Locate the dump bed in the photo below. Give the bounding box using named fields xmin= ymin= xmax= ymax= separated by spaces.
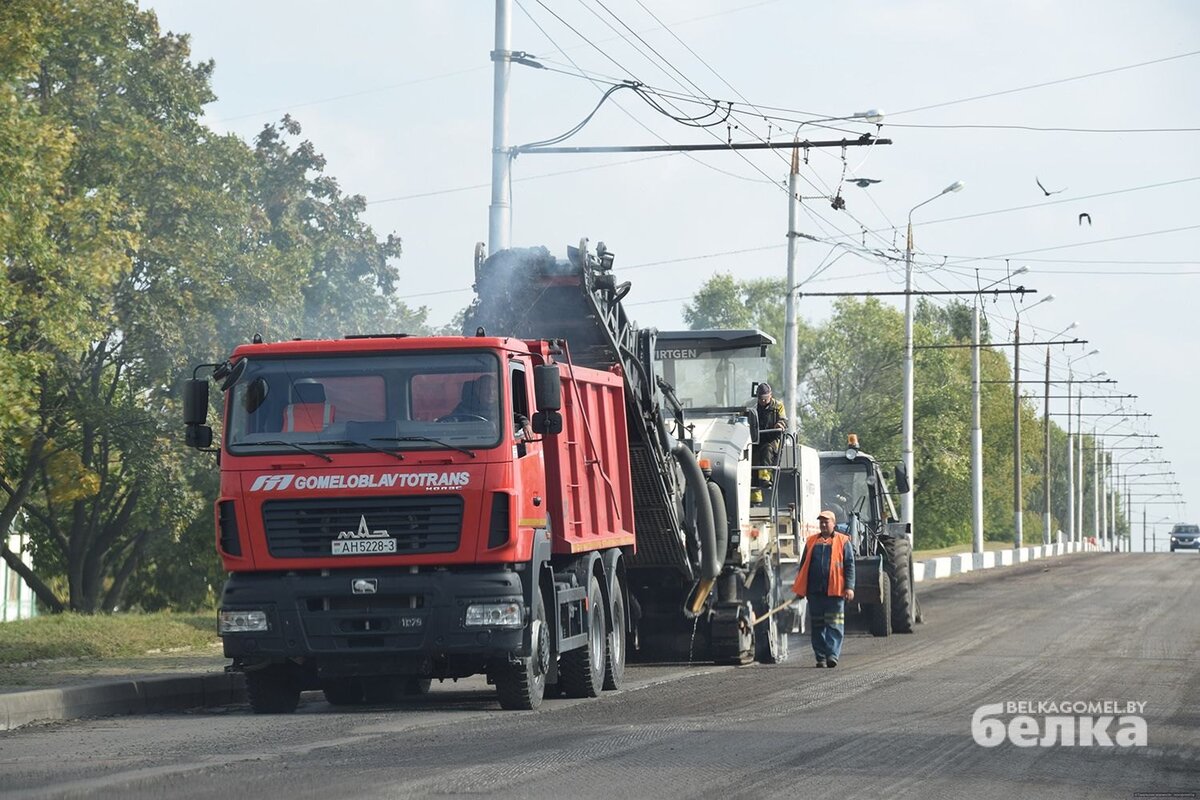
xmin=545 ymin=361 xmax=637 ymax=554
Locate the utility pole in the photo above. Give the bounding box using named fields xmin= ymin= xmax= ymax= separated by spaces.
xmin=1100 ymin=450 xmax=1108 ymax=550
xmin=971 ymin=299 xmax=984 ymax=554
xmin=1065 ymin=373 xmax=1074 ymax=544
xmin=1043 ymin=347 xmax=1052 ymax=545
xmin=488 ymin=0 xmax=513 ymax=254
xmin=782 ymin=145 xmax=801 ymax=428
xmin=1093 ymin=439 xmax=1101 ymax=547
xmin=1013 ymin=320 xmax=1023 ymax=549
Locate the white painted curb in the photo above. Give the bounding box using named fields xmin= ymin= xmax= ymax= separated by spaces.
xmin=914 ymin=540 xmax=1097 ymax=583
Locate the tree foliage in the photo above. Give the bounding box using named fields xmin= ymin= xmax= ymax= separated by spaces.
xmin=0 ymin=0 xmax=423 ymax=612
xmin=685 ymin=275 xmax=1107 ymax=549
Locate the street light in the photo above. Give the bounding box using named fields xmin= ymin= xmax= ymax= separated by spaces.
xmin=1012 ymin=292 xmax=1054 ymax=549
xmin=970 ymin=265 xmax=1028 ymax=554
xmin=1072 ymin=366 xmax=1105 ymax=546
xmin=1095 ymin=415 xmax=1129 ymax=549
xmin=902 ymin=179 xmax=965 ymax=537
xmin=1064 ymin=350 xmax=1100 ymax=544
xmin=1043 ymin=321 xmax=1078 ymax=545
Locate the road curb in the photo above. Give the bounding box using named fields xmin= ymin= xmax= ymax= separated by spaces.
xmin=913 ymin=541 xmax=1098 ymax=584
xmin=0 ymin=672 xmax=245 ymax=731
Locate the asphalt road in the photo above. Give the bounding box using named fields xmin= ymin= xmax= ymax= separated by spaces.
xmin=1 ymin=553 xmax=1197 ymax=800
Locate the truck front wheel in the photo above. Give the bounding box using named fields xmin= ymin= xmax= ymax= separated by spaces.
xmin=246 ymin=664 xmax=301 ymax=714
xmin=495 ymin=590 xmax=549 ymax=710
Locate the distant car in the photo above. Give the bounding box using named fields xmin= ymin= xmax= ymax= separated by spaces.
xmin=1169 ymin=523 xmax=1200 ymax=552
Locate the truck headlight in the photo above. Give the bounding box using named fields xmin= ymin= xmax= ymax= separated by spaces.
xmin=465 ymin=602 xmax=522 ymax=628
xmin=219 ymin=610 xmax=269 ymax=633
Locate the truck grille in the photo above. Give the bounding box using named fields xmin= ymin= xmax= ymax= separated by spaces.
xmin=262 ymin=496 xmax=463 ymax=558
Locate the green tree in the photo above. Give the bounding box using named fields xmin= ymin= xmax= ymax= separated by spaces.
xmin=0 ymin=0 xmax=422 ymax=612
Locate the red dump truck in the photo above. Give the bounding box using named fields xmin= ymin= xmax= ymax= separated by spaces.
xmin=185 ymin=240 xmax=805 ymax=712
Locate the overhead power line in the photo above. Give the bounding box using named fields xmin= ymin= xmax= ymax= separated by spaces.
xmin=888 ymin=49 xmax=1200 ymax=116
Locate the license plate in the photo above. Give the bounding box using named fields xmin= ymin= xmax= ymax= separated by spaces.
xmin=331 ymin=538 xmax=397 ymax=556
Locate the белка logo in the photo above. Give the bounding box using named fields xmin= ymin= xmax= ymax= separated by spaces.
xmin=972 ymin=701 xmax=1147 ymax=747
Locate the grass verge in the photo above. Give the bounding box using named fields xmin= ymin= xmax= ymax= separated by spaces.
xmin=0 ymin=612 xmax=218 ymax=666
xmin=913 ymin=540 xmax=1011 ymax=560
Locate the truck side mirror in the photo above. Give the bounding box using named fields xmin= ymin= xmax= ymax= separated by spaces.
xmin=183 ymin=378 xmax=210 ymax=425
xmin=894 ymin=463 xmax=911 ymax=494
xmin=533 ymin=364 xmax=561 ymax=410
xmin=186 ymin=424 xmax=213 ymax=449
xmin=531 ymin=411 xmax=562 ymax=435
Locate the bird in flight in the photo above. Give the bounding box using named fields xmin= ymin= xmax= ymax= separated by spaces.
xmin=1036 ymin=177 xmax=1066 ymax=196
xmin=1079 ymin=212 xmax=1092 ymax=226
xmin=849 ymin=178 xmax=881 ymax=188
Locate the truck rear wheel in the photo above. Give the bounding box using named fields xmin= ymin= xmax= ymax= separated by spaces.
xmin=246 ymin=664 xmax=301 ymax=714
xmin=495 ymin=590 xmax=549 ymax=710
xmin=561 ymin=572 xmax=607 ymax=698
xmin=322 ymin=678 xmax=363 ymax=706
xmin=884 ymin=536 xmax=917 ymax=633
xmin=603 ymin=581 xmax=626 ymax=690
xmin=868 ymin=571 xmax=892 ymax=637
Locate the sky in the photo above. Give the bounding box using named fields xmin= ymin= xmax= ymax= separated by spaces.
xmin=145 ymin=0 xmax=1200 ymax=549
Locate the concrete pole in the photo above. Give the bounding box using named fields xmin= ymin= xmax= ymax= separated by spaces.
xmin=1013 ymin=321 xmax=1023 ymax=549
xmin=971 ymin=300 xmax=984 ymax=554
xmin=901 ymin=222 xmax=915 ymax=531
xmin=1076 ymin=394 xmax=1085 ymax=545
xmin=782 ymin=146 xmax=801 ymax=427
xmin=488 ymin=0 xmax=513 ymax=254
xmin=1065 ymin=375 xmax=1074 ymax=544
xmin=1043 ymin=348 xmax=1052 ymax=544
xmin=1142 ymin=506 xmax=1147 ymax=553
xmin=1092 ymin=437 xmax=1100 ymax=547
xmin=1100 ymin=451 xmax=1108 ymax=549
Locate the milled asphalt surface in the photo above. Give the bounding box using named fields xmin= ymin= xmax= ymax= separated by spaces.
xmin=1 ymin=552 xmax=1197 ymax=799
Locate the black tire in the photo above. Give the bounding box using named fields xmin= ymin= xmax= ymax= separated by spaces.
xmin=868 ymin=571 xmax=892 ymax=637
xmin=603 ymin=579 xmax=626 ymax=691
xmin=246 ymin=665 xmax=301 ymax=714
xmin=321 ymin=678 xmax=363 ymax=706
xmin=402 ymin=677 xmax=432 ymax=696
xmin=884 ymin=535 xmax=917 ymax=633
xmin=752 ymin=570 xmax=788 ymax=664
xmin=560 ymin=571 xmax=607 ymax=698
xmin=495 ymin=589 xmax=549 ymax=710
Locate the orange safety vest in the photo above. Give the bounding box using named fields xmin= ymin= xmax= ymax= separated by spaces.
xmin=792 ymin=532 xmax=850 ymax=598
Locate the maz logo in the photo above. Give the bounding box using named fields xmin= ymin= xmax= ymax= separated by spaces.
xmin=249 ymin=474 xmax=295 ymax=492
xmin=337 ymin=515 xmax=390 ymax=540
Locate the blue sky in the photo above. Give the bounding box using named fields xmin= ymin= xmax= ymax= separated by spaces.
xmin=147 ymin=1 xmax=1200 ymax=542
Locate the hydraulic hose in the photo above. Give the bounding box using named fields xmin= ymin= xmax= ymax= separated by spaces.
xmin=674 ymin=443 xmax=719 ymax=618
xmin=707 ymin=481 xmax=729 ymax=574
xmin=673 ymin=442 xmax=718 ymax=580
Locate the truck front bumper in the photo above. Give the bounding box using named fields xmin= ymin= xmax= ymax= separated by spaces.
xmin=219 ymin=567 xmax=528 ymax=673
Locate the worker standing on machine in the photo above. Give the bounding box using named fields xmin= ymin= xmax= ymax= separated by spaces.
xmin=750 ymin=382 xmax=787 ymax=504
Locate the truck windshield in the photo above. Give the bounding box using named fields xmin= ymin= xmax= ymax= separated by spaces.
xmin=820 ymin=460 xmax=877 ymax=526
xmin=657 ymin=346 xmax=767 ymax=410
xmin=225 ymin=352 xmax=503 ymax=455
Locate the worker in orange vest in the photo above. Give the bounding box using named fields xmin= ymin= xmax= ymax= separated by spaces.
xmin=792 ymin=509 xmax=856 ymax=668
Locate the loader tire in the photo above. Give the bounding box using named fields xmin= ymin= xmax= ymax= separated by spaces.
xmin=884 ymin=535 xmax=917 ymax=633
xmin=868 ymin=571 xmax=892 ymax=637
